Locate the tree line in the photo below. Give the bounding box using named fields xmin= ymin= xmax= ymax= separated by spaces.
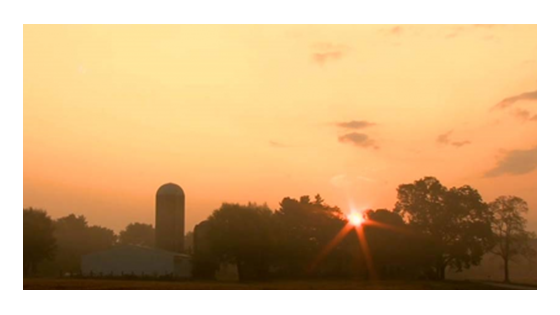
xmin=23 ymin=176 xmax=536 ymax=283
xmin=23 ymin=213 xmax=162 ymax=277
xmin=193 ymin=177 xmax=536 ymax=282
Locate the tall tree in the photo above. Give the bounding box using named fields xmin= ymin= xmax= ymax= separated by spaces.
xmin=394 ymin=177 xmax=494 ymax=280
xmin=274 ymin=195 xmax=346 ymax=277
xmin=363 ymin=209 xmax=437 ymax=280
xmin=119 ymin=223 xmax=155 ymax=247
xmin=184 ymin=231 xmax=194 ymax=254
xmin=53 ymin=214 xmax=116 ymax=274
xmin=88 ymin=226 xmax=117 ymax=252
xmin=193 ymin=221 xmax=219 ymax=279
xmin=490 ymin=196 xmax=536 ymax=283
xmin=53 ymin=214 xmax=89 ymax=274
xmin=206 ymin=203 xmax=274 ymax=281
xmin=23 ymin=208 xmax=56 ymax=276
xmin=363 ymin=209 xmax=406 ymax=279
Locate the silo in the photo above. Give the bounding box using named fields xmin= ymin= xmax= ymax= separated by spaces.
xmin=155 ymin=183 xmax=185 ymax=253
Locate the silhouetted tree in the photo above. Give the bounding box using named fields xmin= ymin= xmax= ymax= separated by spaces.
xmin=88 ymin=226 xmax=117 ymax=252
xmin=313 ymin=194 xmax=325 ymax=205
xmin=206 ymin=203 xmax=274 ymax=281
xmin=366 ymin=209 xmax=405 ymax=226
xmin=23 ymin=208 xmax=56 ymax=277
xmin=53 ymin=215 xmax=89 ymax=274
xmin=53 ymin=214 xmax=116 ymax=274
xmin=184 ymin=231 xmax=194 ymax=254
xmin=362 ymin=209 xmax=437 ymax=280
xmin=364 ymin=210 xmax=405 ymax=278
xmin=489 ymin=196 xmax=536 ymax=283
xmin=394 ymin=177 xmax=494 ymax=280
xmin=273 ymin=195 xmax=346 ymax=277
xmin=193 ymin=221 xmax=219 ymax=279
xmin=119 ymin=223 xmax=155 ymax=247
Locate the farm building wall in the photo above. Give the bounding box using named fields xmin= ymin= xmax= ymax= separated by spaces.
xmin=81 ymin=245 xmax=192 ymax=278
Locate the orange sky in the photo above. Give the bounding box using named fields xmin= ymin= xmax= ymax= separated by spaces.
xmin=23 ymin=25 xmax=537 ymax=233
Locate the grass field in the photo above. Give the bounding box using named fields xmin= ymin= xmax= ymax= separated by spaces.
xmin=23 ymin=278 xmax=510 ymax=290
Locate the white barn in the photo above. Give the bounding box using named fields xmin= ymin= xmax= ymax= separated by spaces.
xmin=81 ymin=245 xmax=192 ymax=279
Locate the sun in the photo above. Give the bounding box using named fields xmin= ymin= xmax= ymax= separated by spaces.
xmin=348 ymin=212 xmax=365 ymax=227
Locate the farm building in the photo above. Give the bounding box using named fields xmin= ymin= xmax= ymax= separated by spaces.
xmin=81 ymin=245 xmax=192 ymax=279
xmin=81 ymin=183 xmax=192 ymax=279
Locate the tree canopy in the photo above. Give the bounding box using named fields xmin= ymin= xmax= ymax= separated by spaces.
xmin=119 ymin=223 xmax=155 ymax=247
xmin=51 ymin=214 xmax=116 ymax=274
xmin=490 ymin=196 xmax=536 ymax=283
xmin=23 ymin=208 xmax=56 ymax=277
xmin=273 ymin=195 xmax=346 ymax=277
xmin=394 ymin=177 xmax=494 ymax=279
xmin=205 ymin=203 xmax=274 ymax=281
xmin=23 ymin=177 xmax=534 ymax=283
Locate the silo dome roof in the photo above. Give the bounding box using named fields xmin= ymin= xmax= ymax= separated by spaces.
xmin=156 ymin=183 xmax=184 ymax=196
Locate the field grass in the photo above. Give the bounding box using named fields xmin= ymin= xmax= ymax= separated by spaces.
xmin=23 ymin=278 xmax=508 ymax=290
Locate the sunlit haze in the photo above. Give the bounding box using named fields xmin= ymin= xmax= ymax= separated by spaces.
xmin=23 ymin=25 xmax=537 ymax=233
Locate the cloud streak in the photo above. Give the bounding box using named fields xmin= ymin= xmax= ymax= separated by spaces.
xmin=472 ymin=24 xmax=497 ymax=29
xmin=338 ymin=132 xmax=378 ymax=149
xmin=391 ymin=26 xmax=403 ymax=35
xmin=437 ymin=130 xmax=472 ymax=148
xmin=514 ymin=108 xmax=531 ymax=121
xmin=269 ymin=141 xmax=289 ymax=148
xmin=451 ymin=141 xmax=472 ymax=148
xmin=437 ymin=131 xmax=453 ymax=145
xmin=494 ymin=91 xmax=537 ymax=110
xmin=485 ymin=147 xmax=537 ymax=177
xmin=312 ymin=43 xmax=348 ymax=65
xmin=512 ymin=108 xmax=537 ymax=123
xmin=337 ymin=120 xmax=376 ymax=130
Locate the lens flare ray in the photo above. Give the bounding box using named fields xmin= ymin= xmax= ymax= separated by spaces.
xmin=308 ymin=211 xmax=406 ymax=279
xmin=307 ymin=223 xmax=354 ymax=273
xmin=356 ymin=225 xmax=376 ymax=279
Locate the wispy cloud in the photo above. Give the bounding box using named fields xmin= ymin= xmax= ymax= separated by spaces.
xmin=513 ymin=108 xmax=538 ymax=123
xmin=337 ymin=120 xmax=376 ymax=130
xmin=437 ymin=130 xmax=454 ymax=145
xmin=483 ymin=35 xmax=498 ymax=42
xmin=485 ymin=147 xmax=537 ymax=177
xmin=311 ymin=43 xmax=348 ymax=65
xmin=445 ymin=32 xmax=458 ymax=39
xmin=378 ymin=25 xmax=405 ymax=37
xmin=494 ymin=91 xmax=537 ymax=110
xmin=269 ymin=141 xmax=289 ymax=148
xmin=437 ymin=130 xmax=472 ymax=148
xmin=451 ymin=141 xmax=472 ymax=148
xmin=472 ymin=24 xmax=497 ymax=29
xmin=391 ymin=26 xmax=403 ymax=35
xmin=442 ymin=25 xmax=500 ymax=40
xmin=338 ymin=132 xmax=378 ymax=149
